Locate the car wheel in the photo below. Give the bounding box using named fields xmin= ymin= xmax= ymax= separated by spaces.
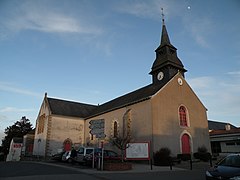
xmin=67 ymin=158 xmax=72 ymax=163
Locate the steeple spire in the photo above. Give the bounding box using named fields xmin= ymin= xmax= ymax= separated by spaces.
xmin=149 ymin=10 xmax=187 ymax=85
xmin=160 ymin=22 xmax=171 ymax=46
xmin=160 ymin=8 xmax=171 ymax=47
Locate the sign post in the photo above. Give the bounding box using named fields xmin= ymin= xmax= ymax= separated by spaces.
xmin=89 ymin=119 xmax=106 ymax=138
xmin=89 ymin=119 xmax=106 ymax=170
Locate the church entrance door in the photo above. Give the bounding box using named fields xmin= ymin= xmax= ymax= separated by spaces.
xmin=181 ymin=134 xmax=191 ymax=154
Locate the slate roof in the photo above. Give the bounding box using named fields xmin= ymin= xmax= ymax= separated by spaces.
xmin=47 ymin=98 xmax=97 ymax=118
xmin=87 ymin=83 xmax=165 ymax=118
xmin=209 ymin=128 xmax=240 ymax=136
xmin=208 ymin=120 xmax=237 ymax=130
xmin=46 ymin=83 xmax=165 ymax=119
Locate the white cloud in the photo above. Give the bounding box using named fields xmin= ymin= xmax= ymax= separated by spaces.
xmin=21 ymin=12 xmax=101 ymax=34
xmin=227 ymin=71 xmax=240 ymax=76
xmin=188 ymin=76 xmax=240 ymax=126
xmin=0 ymin=1 xmax=103 ymax=37
xmin=0 ymin=115 xmax=7 ymax=122
xmin=0 ymin=82 xmax=42 ymax=98
xmin=116 ymin=0 xmax=162 ymax=19
xmin=182 ymin=15 xmax=213 ymax=48
xmin=0 ymin=107 xmax=35 ymax=113
xmin=187 ymin=76 xmax=215 ymax=90
xmin=6 ymin=12 xmax=101 ymax=35
xmin=115 ymin=0 xmax=185 ymax=21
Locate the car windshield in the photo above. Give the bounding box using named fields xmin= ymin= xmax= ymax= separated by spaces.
xmin=218 ymin=155 xmax=240 ymax=168
xmin=86 ymin=149 xmax=93 ymax=154
xmin=107 ymin=151 xmax=118 ymax=157
xmin=78 ymin=148 xmax=84 ymax=154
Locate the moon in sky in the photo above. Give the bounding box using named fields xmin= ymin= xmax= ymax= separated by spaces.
xmin=187 ymin=6 xmax=191 ymax=10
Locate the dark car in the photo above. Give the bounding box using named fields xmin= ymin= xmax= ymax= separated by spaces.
xmin=85 ymin=149 xmax=121 ymax=164
xmin=206 ymin=154 xmax=240 ymax=179
xmin=51 ymin=151 xmax=65 ymax=161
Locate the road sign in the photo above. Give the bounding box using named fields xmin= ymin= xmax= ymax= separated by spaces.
xmin=89 ymin=119 xmax=105 ymax=138
xmin=89 ymin=119 xmax=104 ymax=127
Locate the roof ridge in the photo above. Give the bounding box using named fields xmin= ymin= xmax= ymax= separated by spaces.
xmin=86 ymin=83 xmax=163 ymax=118
xmin=47 ymin=97 xmax=97 ymax=107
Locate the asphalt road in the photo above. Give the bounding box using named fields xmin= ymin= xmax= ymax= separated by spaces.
xmin=0 ymin=161 xmax=100 ymax=180
xmin=0 ymin=161 xmax=208 ymax=180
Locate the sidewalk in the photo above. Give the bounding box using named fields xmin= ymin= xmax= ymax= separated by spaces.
xmin=36 ymin=158 xmax=213 ymax=174
xmin=174 ymin=160 xmax=212 ymax=171
xmin=39 ymin=161 xmax=187 ymax=174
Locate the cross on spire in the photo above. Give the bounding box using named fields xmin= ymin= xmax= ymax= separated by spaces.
xmin=161 ymin=8 xmax=165 ymax=25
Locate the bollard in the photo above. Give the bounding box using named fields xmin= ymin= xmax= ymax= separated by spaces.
xmin=169 ymin=158 xmax=173 ymax=170
xmin=209 ymin=156 xmax=213 ymax=167
xmin=190 ymin=159 xmax=193 ymax=170
xmin=150 ymin=159 xmax=153 ymax=170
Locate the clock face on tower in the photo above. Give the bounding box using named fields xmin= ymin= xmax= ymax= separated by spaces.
xmin=157 ymin=71 xmax=164 ymax=81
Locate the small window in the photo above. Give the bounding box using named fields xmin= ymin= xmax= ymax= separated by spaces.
xmin=90 ymin=133 xmax=94 ymax=140
xmin=113 ymin=121 xmax=118 ymax=138
xmin=179 ymin=106 xmax=188 ymax=127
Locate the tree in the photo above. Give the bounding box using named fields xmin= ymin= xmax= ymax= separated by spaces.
xmin=110 ymin=109 xmax=132 ymax=162
xmin=111 ymin=135 xmax=131 ymax=162
xmin=1 ymin=116 xmax=33 ymax=157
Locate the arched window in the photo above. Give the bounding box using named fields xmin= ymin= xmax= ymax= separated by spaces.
xmin=113 ymin=121 xmax=118 ymax=138
xmin=179 ymin=106 xmax=188 ymax=127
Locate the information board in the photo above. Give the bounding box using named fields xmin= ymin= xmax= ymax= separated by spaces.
xmin=125 ymin=142 xmax=150 ymax=160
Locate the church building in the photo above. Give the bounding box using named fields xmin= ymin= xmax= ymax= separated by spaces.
xmin=33 ymin=19 xmax=211 ymax=158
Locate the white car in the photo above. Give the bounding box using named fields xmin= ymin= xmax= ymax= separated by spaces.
xmin=75 ymin=147 xmax=94 ymax=164
xmin=61 ymin=151 xmax=72 ymax=163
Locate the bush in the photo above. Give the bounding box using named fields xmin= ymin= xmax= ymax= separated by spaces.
xmin=197 ymin=146 xmax=207 ymax=153
xmin=154 ymin=147 xmax=172 ymax=166
xmin=193 ymin=146 xmax=211 ymax=162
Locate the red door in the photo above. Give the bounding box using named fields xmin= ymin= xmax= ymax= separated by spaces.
xmin=181 ymin=134 xmax=191 ymax=154
xmin=64 ymin=141 xmax=72 ymax=151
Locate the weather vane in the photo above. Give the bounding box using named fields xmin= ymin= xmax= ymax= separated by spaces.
xmin=161 ymin=8 xmax=165 ymax=25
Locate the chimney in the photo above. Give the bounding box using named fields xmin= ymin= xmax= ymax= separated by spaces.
xmin=225 ymin=124 xmax=231 ymax=131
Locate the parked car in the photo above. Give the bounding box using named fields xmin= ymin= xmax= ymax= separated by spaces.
xmin=61 ymin=147 xmax=94 ymax=164
xmin=206 ymin=154 xmax=240 ymax=179
xmin=51 ymin=151 xmax=65 ymax=161
xmin=85 ymin=148 xmax=121 ymax=164
xmin=75 ymin=147 xmax=94 ymax=164
xmin=61 ymin=151 xmax=72 ymax=163
xmin=99 ymin=149 xmax=121 ymax=161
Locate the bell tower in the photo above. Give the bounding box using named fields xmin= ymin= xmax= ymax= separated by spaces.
xmin=149 ymin=9 xmax=187 ymax=85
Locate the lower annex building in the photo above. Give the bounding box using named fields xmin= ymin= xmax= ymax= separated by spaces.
xmin=33 ymin=19 xmax=211 ymax=158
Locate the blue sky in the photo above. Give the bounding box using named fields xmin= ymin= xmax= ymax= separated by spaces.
xmin=0 ymin=0 xmax=240 ymax=142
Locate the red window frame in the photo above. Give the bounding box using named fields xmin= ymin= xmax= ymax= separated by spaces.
xmin=179 ymin=106 xmax=188 ymax=127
